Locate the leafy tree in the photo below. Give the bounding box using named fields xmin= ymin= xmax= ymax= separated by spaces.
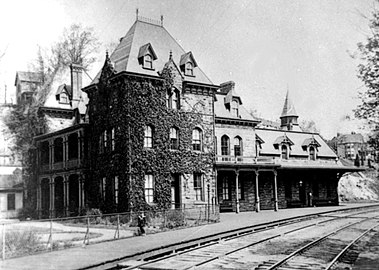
xmin=4 ymin=24 xmax=99 ymax=217
xmin=355 ymin=10 xmax=379 ymax=128
xmin=354 ymin=8 xmax=379 ymax=153
xmin=299 ymin=119 xmax=320 ymax=133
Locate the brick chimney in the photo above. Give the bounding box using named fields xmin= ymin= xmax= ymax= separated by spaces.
xmin=219 ymin=81 xmax=235 ymax=94
xmin=70 ymin=63 xmax=82 ymax=102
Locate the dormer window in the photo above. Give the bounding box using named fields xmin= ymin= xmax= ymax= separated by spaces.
xmin=309 ymin=146 xmax=316 ymax=160
xmin=180 ymin=51 xmax=197 ymax=77
xmin=144 ymin=54 xmax=153 ymax=69
xmin=281 ymin=144 xmax=289 ymax=159
xmin=255 ymin=134 xmax=265 ymax=157
xmin=301 ymin=137 xmax=320 ymax=160
xmin=231 ymin=100 xmax=239 ymax=117
xmin=138 ymin=43 xmax=157 ymax=70
xmin=185 ymin=62 xmax=193 ymax=76
xmin=60 ymin=93 xmax=69 ymax=104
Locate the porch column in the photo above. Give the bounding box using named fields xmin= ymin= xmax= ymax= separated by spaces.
xmin=49 ymin=139 xmax=54 ymax=170
xmin=214 ymin=169 xmax=218 ymax=205
xmin=78 ymin=175 xmax=83 ymax=211
xmin=78 ymin=131 xmax=82 ymax=165
xmin=63 ymin=136 xmax=68 ymax=168
xmin=273 ymin=170 xmax=278 ymax=211
xmin=235 ymin=170 xmax=240 ymax=214
xmin=81 ymin=176 xmax=85 ymax=210
xmin=49 ymin=177 xmax=55 ymax=218
xmin=64 ymin=175 xmax=69 ymax=216
xmin=255 ymin=170 xmax=260 ymax=212
xmin=37 ymin=178 xmax=41 ymax=218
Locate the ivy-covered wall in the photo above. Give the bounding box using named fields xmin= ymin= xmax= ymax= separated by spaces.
xmin=86 ymin=63 xmax=216 ymax=213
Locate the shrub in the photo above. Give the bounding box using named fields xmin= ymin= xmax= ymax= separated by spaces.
xmin=164 ymin=210 xmax=186 ymax=229
xmin=1 ymin=228 xmax=41 ymax=258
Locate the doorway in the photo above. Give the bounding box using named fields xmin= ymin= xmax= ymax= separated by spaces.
xmin=171 ymin=174 xmax=181 ymax=209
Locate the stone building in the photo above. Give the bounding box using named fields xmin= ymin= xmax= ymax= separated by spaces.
xmin=33 ymin=15 xmax=361 ymax=218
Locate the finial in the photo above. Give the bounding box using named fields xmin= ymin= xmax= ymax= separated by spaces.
xmin=106 ymin=50 xmax=109 ymax=59
xmin=169 ymin=50 xmax=172 ymax=60
xmin=161 ymin=15 xmax=164 ymax=26
xmin=136 ymin=8 xmax=139 ymax=20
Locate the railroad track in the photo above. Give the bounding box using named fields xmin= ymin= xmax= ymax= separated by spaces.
xmin=109 ymin=207 xmax=379 ymax=270
xmin=256 ymin=213 xmax=379 ymax=270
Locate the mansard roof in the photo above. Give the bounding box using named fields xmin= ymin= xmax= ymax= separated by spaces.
xmin=256 ymin=128 xmax=337 ymax=158
xmin=91 ymin=19 xmax=212 ymax=85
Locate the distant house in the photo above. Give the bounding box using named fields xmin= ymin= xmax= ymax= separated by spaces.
xmin=14 ymin=71 xmax=43 ymax=105
xmin=330 ymin=132 xmax=376 ymax=165
xmin=0 ymin=105 xmax=23 ymax=218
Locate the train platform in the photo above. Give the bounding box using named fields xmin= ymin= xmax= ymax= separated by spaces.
xmin=1 ymin=202 xmax=378 ymax=270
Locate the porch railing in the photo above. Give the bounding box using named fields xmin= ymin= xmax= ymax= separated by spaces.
xmin=215 ymin=155 xmax=276 ymax=164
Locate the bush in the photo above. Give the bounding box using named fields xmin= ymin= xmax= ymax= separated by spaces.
xmin=164 ymin=210 xmax=186 ymax=229
xmin=1 ymin=229 xmax=41 ymax=258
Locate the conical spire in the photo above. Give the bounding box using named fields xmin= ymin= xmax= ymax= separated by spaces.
xmin=281 ymin=89 xmax=297 ymax=118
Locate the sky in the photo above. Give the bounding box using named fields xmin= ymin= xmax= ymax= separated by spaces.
xmin=0 ymin=0 xmax=376 ymax=139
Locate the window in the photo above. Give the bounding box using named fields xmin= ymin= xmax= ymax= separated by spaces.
xmin=144 ymin=54 xmax=153 ymax=69
xmin=111 ymin=128 xmax=115 ymax=151
xmin=103 ymin=130 xmax=108 ymax=148
xmin=309 ymin=146 xmax=316 ymax=160
xmin=144 ymin=125 xmax=153 ymax=148
xmin=281 ymin=145 xmax=289 ymax=159
xmin=234 ymin=136 xmax=242 ymax=157
xmin=60 ymin=93 xmax=69 ymax=104
xmin=114 ymin=176 xmax=119 ymax=205
xmin=166 ymin=88 xmax=180 ymax=110
xmin=185 ymin=62 xmax=193 ymax=76
xmin=312 ymin=181 xmax=319 ymax=198
xmin=170 ymin=127 xmax=179 ymax=150
xmin=7 ymin=194 xmax=15 ymax=210
xmin=99 ymin=135 xmax=103 ymax=153
xmin=145 ymin=174 xmax=154 ymax=203
xmin=101 ymin=177 xmax=106 ymax=200
xmin=221 ymin=135 xmax=230 ymax=161
xmin=255 ymin=141 xmax=261 ymax=157
xmin=192 ymin=128 xmax=202 ymax=151
xmin=231 ymin=100 xmax=239 ymax=117
xmin=222 ymin=177 xmax=229 ymax=200
xmin=194 ymin=173 xmax=204 ymax=201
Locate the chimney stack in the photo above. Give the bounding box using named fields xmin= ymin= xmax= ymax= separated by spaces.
xmin=219 ymin=81 xmax=235 ymax=94
xmin=70 ymin=63 xmax=82 ymax=102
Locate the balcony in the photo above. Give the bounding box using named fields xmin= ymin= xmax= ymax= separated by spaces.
xmin=215 ymin=156 xmax=276 ymax=165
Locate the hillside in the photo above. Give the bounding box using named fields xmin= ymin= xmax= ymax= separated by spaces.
xmin=338 ymin=169 xmax=379 ymax=202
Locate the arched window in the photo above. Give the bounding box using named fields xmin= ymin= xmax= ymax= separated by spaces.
xmin=234 ymin=136 xmax=242 ymax=157
xmin=144 ymin=125 xmax=153 ymax=148
xmin=166 ymin=88 xmax=180 ymax=110
xmin=231 ymin=100 xmax=239 ymax=117
xmin=170 ymin=127 xmax=179 ymax=150
xmin=192 ymin=128 xmax=202 ymax=151
xmin=185 ymin=62 xmax=193 ymax=76
xmin=309 ymin=146 xmax=316 ymax=160
xmin=144 ymin=54 xmax=153 ymax=69
xmin=172 ymin=89 xmax=180 ymax=109
xmin=281 ymin=144 xmax=289 ymax=159
xmin=221 ymin=135 xmax=230 ymax=161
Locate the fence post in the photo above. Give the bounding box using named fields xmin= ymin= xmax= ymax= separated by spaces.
xmin=83 ymin=216 xmax=90 ymax=245
xmin=114 ymin=214 xmax=120 ymax=239
xmin=2 ymin=224 xmax=5 ymax=260
xmin=48 ymin=219 xmax=53 ymax=251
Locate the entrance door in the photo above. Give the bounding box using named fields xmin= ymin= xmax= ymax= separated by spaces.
xmin=171 ymin=174 xmax=181 ymax=209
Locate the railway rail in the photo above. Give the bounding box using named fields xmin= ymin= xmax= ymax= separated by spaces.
xmin=93 ymin=206 xmax=379 ymax=270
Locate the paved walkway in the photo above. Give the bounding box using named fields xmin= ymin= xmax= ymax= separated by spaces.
xmin=1 ymin=203 xmax=378 ymax=270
